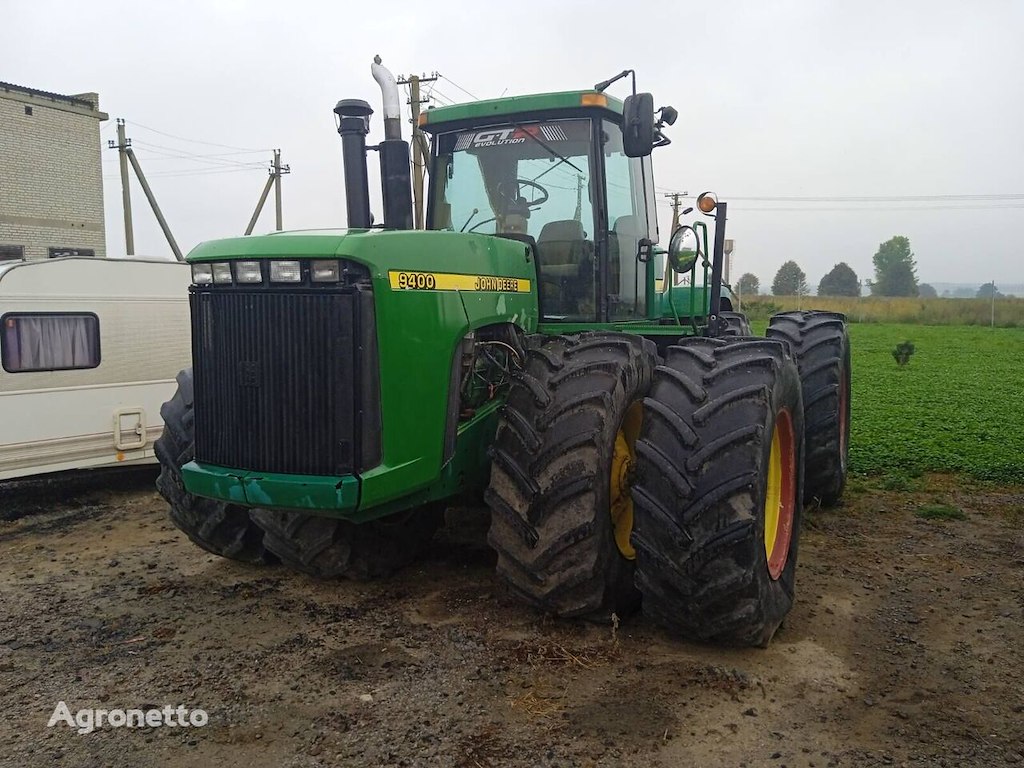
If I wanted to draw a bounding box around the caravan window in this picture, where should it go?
[1,313,101,373]
[0,246,24,261]
[48,248,96,259]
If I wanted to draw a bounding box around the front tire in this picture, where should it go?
[485,332,657,619]
[767,311,851,505]
[631,337,805,646]
[154,369,274,564]
[250,505,444,580]
[720,311,753,336]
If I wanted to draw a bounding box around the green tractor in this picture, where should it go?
[155,63,851,646]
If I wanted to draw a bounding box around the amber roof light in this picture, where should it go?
[697,192,718,214]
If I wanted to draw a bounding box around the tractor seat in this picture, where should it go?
[537,219,591,316]
[537,220,586,276]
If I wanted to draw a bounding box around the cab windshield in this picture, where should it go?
[431,118,598,319]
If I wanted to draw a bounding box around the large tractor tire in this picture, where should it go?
[719,311,753,336]
[485,332,657,619]
[631,337,805,646]
[767,311,851,506]
[250,505,444,580]
[154,369,274,565]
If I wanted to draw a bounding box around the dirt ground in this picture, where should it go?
[1,469,1022,768]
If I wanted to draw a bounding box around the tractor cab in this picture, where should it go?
[421,92,660,323]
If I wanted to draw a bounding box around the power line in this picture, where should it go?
[430,87,459,105]
[438,74,478,101]
[129,141,266,169]
[127,120,271,153]
[103,147,264,164]
[105,165,265,180]
[725,193,1024,203]
[736,203,1024,212]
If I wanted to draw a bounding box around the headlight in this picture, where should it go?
[311,260,341,282]
[191,264,213,285]
[270,260,301,283]
[234,261,262,283]
[212,263,233,284]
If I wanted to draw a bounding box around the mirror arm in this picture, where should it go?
[706,202,729,337]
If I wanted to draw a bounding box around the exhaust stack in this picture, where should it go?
[371,55,403,141]
[371,56,413,230]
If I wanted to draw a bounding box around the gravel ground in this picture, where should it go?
[1,469,1022,768]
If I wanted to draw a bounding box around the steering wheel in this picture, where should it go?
[498,179,549,210]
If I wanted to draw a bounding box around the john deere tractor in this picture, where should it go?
[155,62,851,646]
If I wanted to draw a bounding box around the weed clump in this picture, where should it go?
[915,504,966,521]
[892,340,915,366]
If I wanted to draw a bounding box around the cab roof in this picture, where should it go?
[420,90,623,132]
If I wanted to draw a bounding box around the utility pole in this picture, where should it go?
[664,191,688,232]
[244,150,289,235]
[273,149,289,230]
[397,72,438,229]
[110,119,135,255]
[108,120,182,261]
[991,278,996,328]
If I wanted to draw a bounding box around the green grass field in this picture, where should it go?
[749,322,1024,483]
[743,295,1024,327]
[846,324,1024,483]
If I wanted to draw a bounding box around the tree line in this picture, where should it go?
[735,236,1005,298]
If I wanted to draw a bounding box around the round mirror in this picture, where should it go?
[667,225,700,273]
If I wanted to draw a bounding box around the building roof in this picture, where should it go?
[0,82,97,111]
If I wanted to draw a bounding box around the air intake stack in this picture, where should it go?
[334,98,373,229]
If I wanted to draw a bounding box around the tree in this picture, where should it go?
[817,262,860,297]
[976,282,1003,299]
[736,272,760,297]
[772,261,808,296]
[871,236,918,296]
[918,283,938,298]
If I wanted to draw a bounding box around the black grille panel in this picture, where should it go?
[192,289,361,476]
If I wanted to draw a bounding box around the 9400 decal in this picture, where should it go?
[388,271,531,293]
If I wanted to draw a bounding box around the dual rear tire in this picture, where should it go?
[630,337,804,646]
[485,332,657,619]
[768,311,851,505]
[485,330,811,646]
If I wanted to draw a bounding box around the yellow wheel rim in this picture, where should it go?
[610,401,643,560]
[764,408,797,580]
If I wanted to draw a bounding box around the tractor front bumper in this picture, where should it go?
[182,461,361,514]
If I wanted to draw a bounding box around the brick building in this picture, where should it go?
[0,83,109,261]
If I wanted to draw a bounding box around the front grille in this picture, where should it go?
[191,287,375,476]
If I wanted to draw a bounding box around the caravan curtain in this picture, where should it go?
[2,315,100,372]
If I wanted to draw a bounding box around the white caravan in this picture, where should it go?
[0,257,191,480]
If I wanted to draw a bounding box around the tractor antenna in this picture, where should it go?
[593,69,636,95]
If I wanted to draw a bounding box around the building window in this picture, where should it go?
[1,314,101,373]
[0,245,24,261]
[48,247,96,259]
[24,106,33,116]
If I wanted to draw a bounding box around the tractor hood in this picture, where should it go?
[186,230,538,308]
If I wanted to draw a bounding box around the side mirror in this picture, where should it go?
[622,92,655,157]
[667,225,700,273]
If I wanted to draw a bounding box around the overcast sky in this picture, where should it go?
[6,0,1023,291]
